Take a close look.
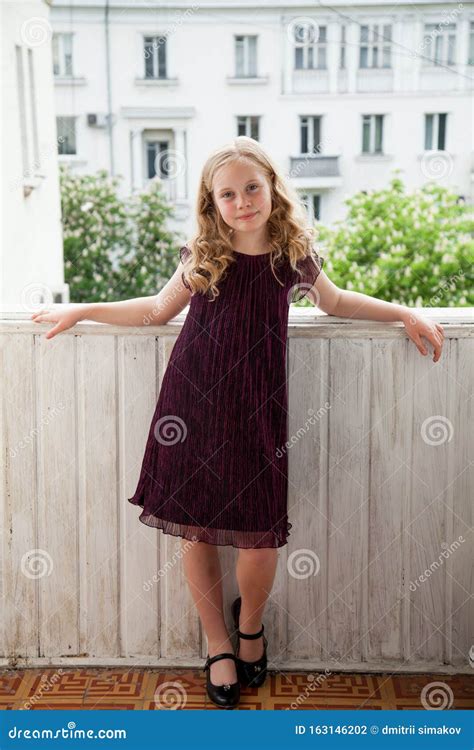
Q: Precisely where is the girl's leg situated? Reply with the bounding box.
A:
[180,538,237,686]
[236,547,278,661]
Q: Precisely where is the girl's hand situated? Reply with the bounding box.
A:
[30,305,85,340]
[401,310,445,362]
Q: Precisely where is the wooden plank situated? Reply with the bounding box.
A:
[326,339,371,662]
[286,336,329,662]
[409,341,454,663]
[159,336,200,659]
[36,333,78,657]
[1,334,37,659]
[120,334,160,657]
[447,339,473,666]
[367,338,414,662]
[78,335,119,657]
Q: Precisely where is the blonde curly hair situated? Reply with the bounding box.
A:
[181,136,317,300]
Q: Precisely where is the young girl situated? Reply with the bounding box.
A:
[31,136,445,709]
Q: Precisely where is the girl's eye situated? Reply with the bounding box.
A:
[222,184,258,199]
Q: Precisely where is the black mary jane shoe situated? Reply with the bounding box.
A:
[231,596,268,689]
[202,652,240,709]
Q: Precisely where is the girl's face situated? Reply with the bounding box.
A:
[211,159,273,236]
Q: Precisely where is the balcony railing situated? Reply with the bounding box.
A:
[0,308,471,671]
[290,155,340,180]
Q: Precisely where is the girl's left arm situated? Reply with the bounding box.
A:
[314,272,446,363]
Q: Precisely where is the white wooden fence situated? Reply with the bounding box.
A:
[1,308,472,672]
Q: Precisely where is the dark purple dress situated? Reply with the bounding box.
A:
[128,244,324,549]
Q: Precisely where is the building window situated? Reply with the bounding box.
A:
[468,21,474,64]
[52,33,73,76]
[301,192,322,223]
[28,49,40,171]
[57,116,76,155]
[340,26,346,69]
[423,23,456,65]
[360,24,392,68]
[300,116,322,154]
[425,113,447,150]
[146,140,170,179]
[293,21,327,69]
[362,114,384,154]
[15,46,29,176]
[237,116,259,140]
[144,35,167,78]
[235,35,257,77]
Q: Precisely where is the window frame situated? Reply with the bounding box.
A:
[300,115,322,155]
[145,138,170,179]
[361,114,384,154]
[52,32,73,77]
[143,34,167,79]
[293,21,327,70]
[57,116,77,156]
[235,34,257,77]
[424,113,447,151]
[359,23,392,69]
[236,115,260,140]
[300,191,322,223]
[422,22,457,66]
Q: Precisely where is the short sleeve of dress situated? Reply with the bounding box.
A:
[179,244,192,291]
[290,248,325,303]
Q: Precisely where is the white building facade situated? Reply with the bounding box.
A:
[50,0,474,237]
[2,0,68,308]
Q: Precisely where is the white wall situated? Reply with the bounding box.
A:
[50,0,474,238]
[1,0,67,308]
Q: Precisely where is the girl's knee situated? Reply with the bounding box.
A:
[238,547,277,565]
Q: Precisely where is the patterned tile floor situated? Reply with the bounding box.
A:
[0,668,472,710]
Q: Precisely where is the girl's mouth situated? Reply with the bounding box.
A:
[238,212,257,221]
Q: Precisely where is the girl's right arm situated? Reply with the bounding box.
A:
[31,261,191,340]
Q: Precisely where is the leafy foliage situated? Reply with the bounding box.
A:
[315,177,473,307]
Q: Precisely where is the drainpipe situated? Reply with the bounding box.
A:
[104,0,115,175]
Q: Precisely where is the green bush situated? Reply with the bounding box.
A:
[60,166,181,302]
[116,180,179,299]
[315,176,473,307]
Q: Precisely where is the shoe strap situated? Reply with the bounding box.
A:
[203,652,237,671]
[237,624,264,640]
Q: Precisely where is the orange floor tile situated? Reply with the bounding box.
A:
[0,668,472,710]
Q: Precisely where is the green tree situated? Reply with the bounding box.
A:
[60,167,132,302]
[315,176,473,307]
[114,178,181,299]
[60,168,182,302]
